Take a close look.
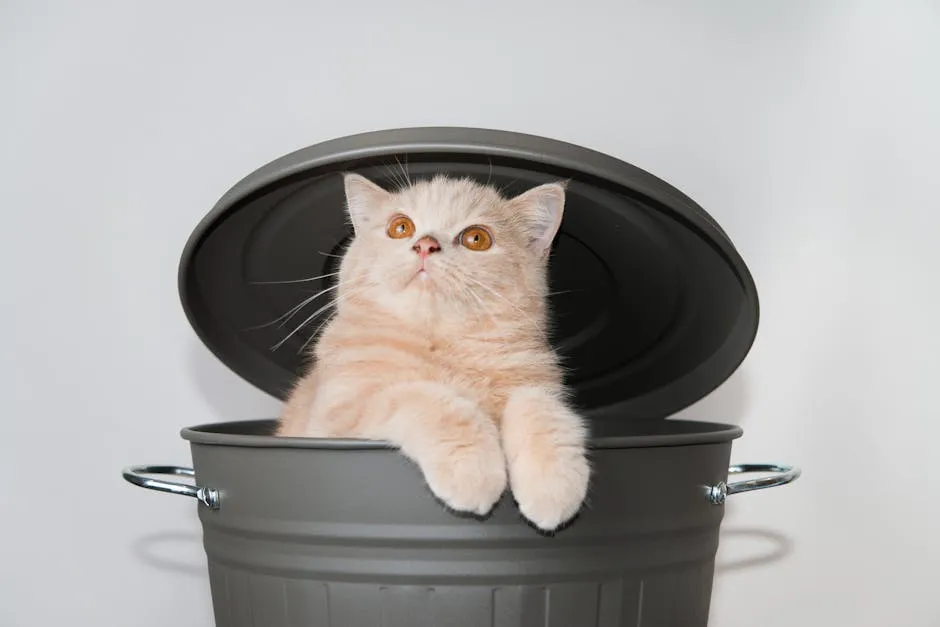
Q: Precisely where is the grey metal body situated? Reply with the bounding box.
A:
[124,419,802,626]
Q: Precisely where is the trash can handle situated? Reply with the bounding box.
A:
[121,465,220,510]
[122,462,798,510]
[707,463,801,505]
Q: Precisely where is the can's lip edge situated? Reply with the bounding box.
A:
[179,419,743,451]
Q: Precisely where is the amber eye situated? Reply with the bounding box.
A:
[460,226,493,251]
[386,215,415,239]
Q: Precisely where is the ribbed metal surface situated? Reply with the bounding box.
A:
[205,564,715,627]
[189,425,735,627]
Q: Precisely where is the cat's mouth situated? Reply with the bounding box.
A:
[411,259,434,282]
[404,265,433,287]
[403,256,445,289]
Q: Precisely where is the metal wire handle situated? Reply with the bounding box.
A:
[707,463,802,505]
[122,462,799,510]
[121,465,220,510]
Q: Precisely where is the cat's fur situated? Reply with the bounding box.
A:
[277,173,590,531]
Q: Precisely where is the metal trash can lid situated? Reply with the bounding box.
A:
[178,127,758,422]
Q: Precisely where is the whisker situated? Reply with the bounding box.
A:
[395,155,411,188]
[272,285,342,327]
[244,281,347,331]
[271,303,334,350]
[446,265,519,332]
[270,283,370,351]
[248,270,340,286]
[462,273,540,331]
[381,163,404,190]
[499,178,519,194]
[447,266,493,315]
[465,285,498,326]
[384,159,410,191]
[297,310,338,355]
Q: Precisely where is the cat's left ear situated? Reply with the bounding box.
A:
[510,181,567,257]
[343,173,390,234]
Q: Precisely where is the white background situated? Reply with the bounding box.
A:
[2,1,938,626]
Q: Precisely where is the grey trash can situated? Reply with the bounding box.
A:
[123,128,800,627]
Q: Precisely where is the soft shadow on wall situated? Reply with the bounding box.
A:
[134,531,208,580]
[714,528,793,574]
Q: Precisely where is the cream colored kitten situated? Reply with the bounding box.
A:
[278,173,590,531]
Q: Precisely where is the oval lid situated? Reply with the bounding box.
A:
[179,127,758,422]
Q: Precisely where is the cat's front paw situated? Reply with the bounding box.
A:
[423,438,508,516]
[510,443,589,531]
[502,386,590,532]
[383,383,508,517]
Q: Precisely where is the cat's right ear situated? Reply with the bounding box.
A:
[343,173,390,234]
[509,181,567,258]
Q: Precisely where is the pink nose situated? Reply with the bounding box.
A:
[412,236,441,258]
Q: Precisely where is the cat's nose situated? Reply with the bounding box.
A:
[412,236,441,258]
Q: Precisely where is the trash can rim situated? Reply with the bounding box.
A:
[180,418,743,450]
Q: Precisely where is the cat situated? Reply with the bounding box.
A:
[277,172,590,532]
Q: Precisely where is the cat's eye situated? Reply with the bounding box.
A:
[386,215,415,239]
[459,226,493,251]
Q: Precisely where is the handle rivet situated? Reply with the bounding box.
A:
[708,482,728,505]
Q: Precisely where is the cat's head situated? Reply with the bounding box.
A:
[336,173,565,326]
